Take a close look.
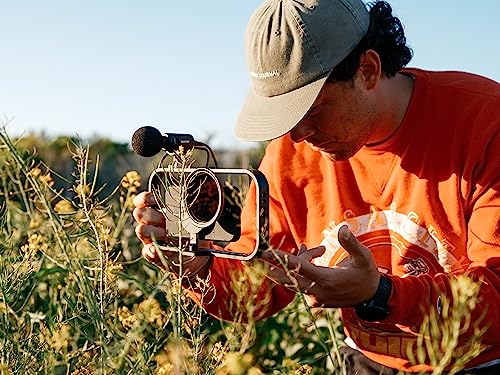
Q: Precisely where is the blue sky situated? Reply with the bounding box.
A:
[1,1,498,149]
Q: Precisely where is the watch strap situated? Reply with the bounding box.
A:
[354,274,392,322]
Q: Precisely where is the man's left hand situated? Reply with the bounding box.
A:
[258,225,381,308]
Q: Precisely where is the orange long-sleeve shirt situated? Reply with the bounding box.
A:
[189,68,500,372]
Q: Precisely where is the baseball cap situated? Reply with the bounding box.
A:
[236,0,369,142]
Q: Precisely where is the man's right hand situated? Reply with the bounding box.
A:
[132,191,212,281]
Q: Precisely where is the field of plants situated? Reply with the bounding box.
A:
[0,128,486,374]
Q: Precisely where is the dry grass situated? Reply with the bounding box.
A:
[0,127,487,374]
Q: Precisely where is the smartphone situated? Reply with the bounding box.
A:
[148,167,269,260]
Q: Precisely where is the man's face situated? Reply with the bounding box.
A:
[289,78,378,161]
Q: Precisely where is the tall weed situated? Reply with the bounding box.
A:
[0,128,488,374]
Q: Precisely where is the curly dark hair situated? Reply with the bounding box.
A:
[328,1,413,81]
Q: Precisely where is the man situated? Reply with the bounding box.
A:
[133,0,500,373]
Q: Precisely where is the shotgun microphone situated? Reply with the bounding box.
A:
[131,126,196,157]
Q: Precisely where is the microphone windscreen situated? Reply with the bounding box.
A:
[131,126,164,157]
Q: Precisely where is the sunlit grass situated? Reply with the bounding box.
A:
[0,127,488,374]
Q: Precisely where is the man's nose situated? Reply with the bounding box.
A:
[289,122,316,143]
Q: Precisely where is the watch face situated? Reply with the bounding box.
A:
[355,304,389,322]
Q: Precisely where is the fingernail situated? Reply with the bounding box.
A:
[341,225,351,240]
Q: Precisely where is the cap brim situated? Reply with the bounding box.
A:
[235,74,329,142]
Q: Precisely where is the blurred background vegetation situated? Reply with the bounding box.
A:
[14,132,268,200]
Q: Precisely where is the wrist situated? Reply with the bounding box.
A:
[354,273,392,322]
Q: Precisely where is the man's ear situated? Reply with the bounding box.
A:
[357,49,382,90]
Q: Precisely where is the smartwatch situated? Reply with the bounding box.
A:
[354,274,392,322]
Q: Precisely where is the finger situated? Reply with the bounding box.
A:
[132,191,151,208]
[142,243,159,263]
[260,249,293,267]
[133,191,157,208]
[338,225,373,267]
[297,244,307,256]
[135,224,168,245]
[298,245,326,263]
[133,207,166,227]
[260,249,318,276]
[260,261,317,294]
[142,244,172,270]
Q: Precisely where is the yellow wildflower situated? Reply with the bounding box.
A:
[117,306,137,330]
[138,298,167,327]
[295,365,313,375]
[21,233,48,257]
[28,167,54,186]
[280,358,313,374]
[105,262,123,286]
[75,237,93,256]
[211,342,228,364]
[95,219,113,243]
[219,353,260,375]
[28,167,42,178]
[48,323,71,353]
[154,364,174,375]
[74,184,91,198]
[182,316,199,335]
[40,173,54,186]
[154,350,174,375]
[54,199,74,214]
[29,213,43,229]
[121,170,141,193]
[160,341,198,373]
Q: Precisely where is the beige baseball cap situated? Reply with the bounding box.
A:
[236,0,369,142]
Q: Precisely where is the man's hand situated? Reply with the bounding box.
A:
[133,191,212,281]
[258,225,380,308]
